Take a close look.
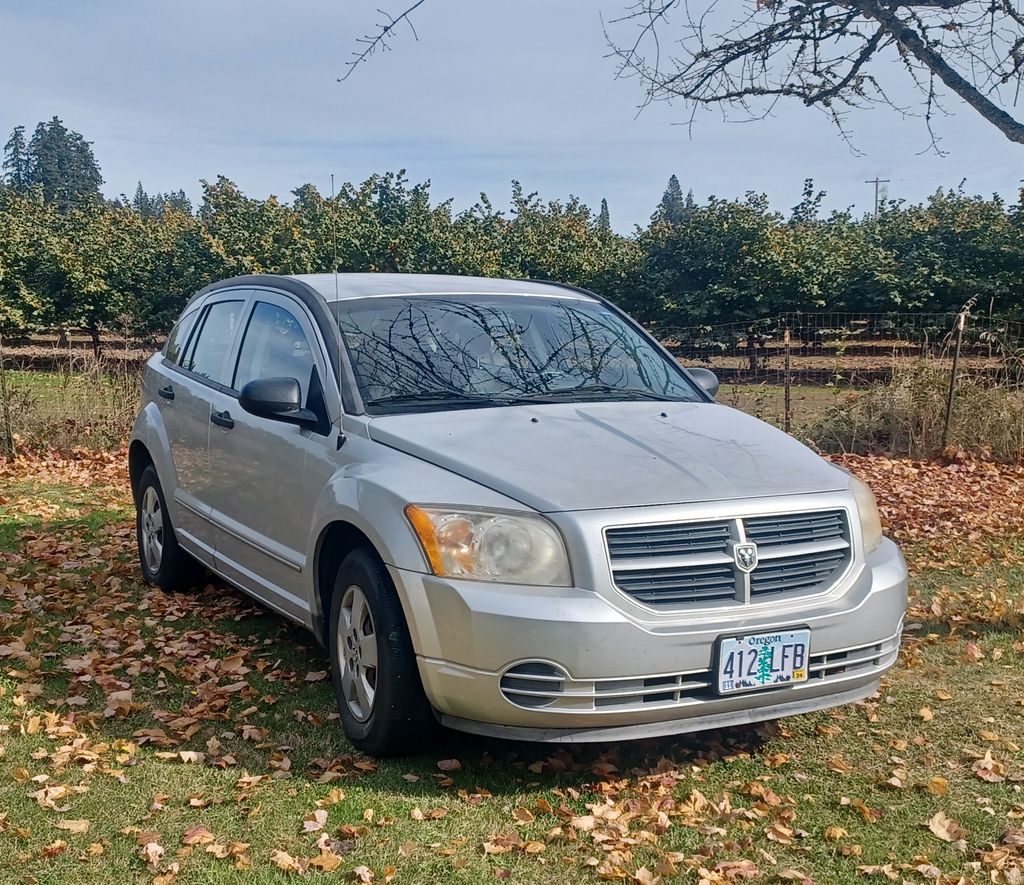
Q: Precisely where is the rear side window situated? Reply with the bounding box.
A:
[233,302,316,402]
[181,300,244,384]
[164,309,200,366]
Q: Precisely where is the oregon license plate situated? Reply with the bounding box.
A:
[717,629,810,694]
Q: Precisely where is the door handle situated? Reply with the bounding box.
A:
[210,410,235,429]
[158,385,175,400]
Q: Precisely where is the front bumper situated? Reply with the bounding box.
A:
[391,537,907,742]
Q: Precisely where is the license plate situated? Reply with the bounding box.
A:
[717,629,810,694]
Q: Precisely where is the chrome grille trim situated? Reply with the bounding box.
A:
[605,508,851,609]
[745,511,846,548]
[498,628,899,713]
[605,520,731,559]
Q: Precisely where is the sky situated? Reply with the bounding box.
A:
[2,0,1024,232]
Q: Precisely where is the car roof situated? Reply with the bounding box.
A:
[284,273,598,303]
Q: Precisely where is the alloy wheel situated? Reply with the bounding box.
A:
[337,584,378,721]
[140,485,163,573]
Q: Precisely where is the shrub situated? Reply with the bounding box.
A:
[804,363,1024,460]
[1,354,139,453]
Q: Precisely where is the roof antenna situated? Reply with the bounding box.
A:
[330,173,340,301]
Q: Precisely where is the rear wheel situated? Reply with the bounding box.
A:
[329,547,435,756]
[134,465,205,592]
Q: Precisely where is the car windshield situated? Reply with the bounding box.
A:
[333,294,702,413]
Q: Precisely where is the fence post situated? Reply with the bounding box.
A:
[0,333,14,457]
[941,310,967,449]
[783,322,792,433]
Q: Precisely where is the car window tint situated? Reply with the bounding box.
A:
[164,308,200,365]
[233,301,316,402]
[181,300,243,384]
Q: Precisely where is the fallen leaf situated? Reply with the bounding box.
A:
[926,810,967,843]
[513,806,535,823]
[303,809,329,832]
[182,826,215,845]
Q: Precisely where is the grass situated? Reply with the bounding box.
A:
[719,382,838,427]
[7,360,1021,460]
[0,462,1022,883]
[804,363,1024,460]
[1,364,139,453]
[0,366,845,456]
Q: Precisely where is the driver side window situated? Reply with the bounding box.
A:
[233,301,316,402]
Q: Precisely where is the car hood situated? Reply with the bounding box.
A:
[367,401,849,513]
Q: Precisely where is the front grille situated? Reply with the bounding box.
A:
[750,549,848,597]
[499,661,715,711]
[808,630,901,681]
[497,628,899,713]
[606,509,851,609]
[605,519,731,559]
[613,563,737,606]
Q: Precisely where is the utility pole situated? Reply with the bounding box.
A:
[865,177,890,217]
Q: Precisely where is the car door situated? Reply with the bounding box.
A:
[206,290,341,624]
[161,293,250,562]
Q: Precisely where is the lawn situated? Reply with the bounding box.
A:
[0,451,1022,884]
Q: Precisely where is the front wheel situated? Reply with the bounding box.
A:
[329,548,435,756]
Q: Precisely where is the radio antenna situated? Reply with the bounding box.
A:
[330,173,340,301]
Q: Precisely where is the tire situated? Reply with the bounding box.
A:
[329,547,436,756]
[134,464,205,592]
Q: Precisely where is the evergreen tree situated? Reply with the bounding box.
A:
[2,126,29,190]
[163,190,193,215]
[597,198,611,231]
[682,188,697,217]
[654,174,687,225]
[132,182,156,219]
[128,183,192,219]
[26,117,103,210]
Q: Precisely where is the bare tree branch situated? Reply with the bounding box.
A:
[338,0,428,83]
[338,1,1024,147]
[859,0,1024,143]
[606,1,1024,148]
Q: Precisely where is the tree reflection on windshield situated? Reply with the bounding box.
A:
[334,295,700,412]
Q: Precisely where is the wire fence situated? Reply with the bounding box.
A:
[655,309,1024,433]
[3,307,1024,457]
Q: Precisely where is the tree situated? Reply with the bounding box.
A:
[654,175,688,225]
[607,2,1024,148]
[26,117,103,210]
[129,184,194,219]
[340,3,1024,147]
[163,190,193,215]
[132,182,157,219]
[598,198,611,231]
[3,126,29,190]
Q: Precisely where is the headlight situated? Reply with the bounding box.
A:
[405,505,571,586]
[849,476,883,552]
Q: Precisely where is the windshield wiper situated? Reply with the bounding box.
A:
[508,384,678,403]
[364,391,510,410]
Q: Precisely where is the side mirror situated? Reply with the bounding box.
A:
[239,377,318,428]
[688,367,720,400]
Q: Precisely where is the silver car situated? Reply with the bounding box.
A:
[130,273,907,756]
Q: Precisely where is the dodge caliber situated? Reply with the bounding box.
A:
[129,273,908,755]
